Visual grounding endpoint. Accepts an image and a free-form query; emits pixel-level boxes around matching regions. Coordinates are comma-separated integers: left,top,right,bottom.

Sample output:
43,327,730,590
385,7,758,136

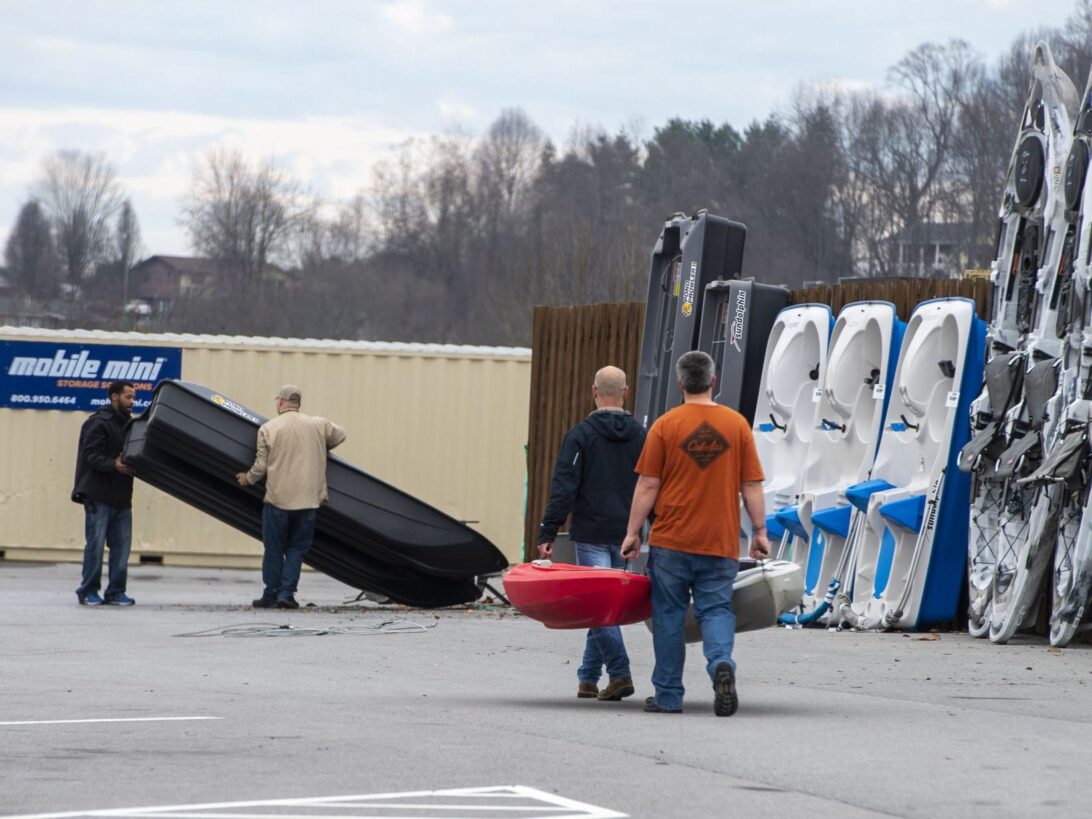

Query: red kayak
504,561,651,628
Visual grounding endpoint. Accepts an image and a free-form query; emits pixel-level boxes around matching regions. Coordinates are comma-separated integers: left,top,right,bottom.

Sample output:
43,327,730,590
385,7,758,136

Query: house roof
132,255,225,277
132,255,290,279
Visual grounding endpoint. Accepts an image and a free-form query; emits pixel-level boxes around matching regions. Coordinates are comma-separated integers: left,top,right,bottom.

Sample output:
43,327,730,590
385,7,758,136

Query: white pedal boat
777,301,905,626
749,303,833,559
841,298,987,630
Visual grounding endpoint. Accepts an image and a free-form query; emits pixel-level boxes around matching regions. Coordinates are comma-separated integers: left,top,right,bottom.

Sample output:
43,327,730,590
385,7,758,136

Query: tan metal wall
0,328,531,568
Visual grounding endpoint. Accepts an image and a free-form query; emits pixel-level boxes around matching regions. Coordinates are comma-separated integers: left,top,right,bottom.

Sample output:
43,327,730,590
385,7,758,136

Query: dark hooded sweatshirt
71,406,134,509
538,409,646,545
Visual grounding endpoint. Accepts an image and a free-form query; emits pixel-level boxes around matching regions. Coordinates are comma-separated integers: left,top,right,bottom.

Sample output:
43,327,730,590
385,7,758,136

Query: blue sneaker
79,592,104,606
105,594,135,606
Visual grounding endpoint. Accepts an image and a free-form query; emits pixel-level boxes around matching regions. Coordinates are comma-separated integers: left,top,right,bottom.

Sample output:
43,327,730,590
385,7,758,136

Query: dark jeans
77,501,132,601
648,546,739,711
573,541,631,684
261,504,317,602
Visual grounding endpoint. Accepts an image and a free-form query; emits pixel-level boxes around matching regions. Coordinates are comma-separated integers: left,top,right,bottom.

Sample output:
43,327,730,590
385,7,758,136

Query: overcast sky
0,0,1080,257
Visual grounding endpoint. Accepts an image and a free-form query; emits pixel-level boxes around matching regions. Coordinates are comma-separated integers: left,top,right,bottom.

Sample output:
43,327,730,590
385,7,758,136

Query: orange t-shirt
636,402,765,559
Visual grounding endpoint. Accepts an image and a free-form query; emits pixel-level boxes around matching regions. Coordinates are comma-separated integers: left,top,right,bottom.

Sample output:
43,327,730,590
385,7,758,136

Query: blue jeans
648,546,738,711
261,504,317,602
573,541,631,683
77,502,132,601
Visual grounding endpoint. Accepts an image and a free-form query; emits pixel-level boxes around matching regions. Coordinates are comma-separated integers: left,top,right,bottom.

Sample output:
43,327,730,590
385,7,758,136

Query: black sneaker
276,597,300,609
643,696,681,714
252,597,277,608
713,662,738,717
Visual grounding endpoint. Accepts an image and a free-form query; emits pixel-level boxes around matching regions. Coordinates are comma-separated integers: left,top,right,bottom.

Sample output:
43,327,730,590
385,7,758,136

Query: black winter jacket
538,409,646,545
71,406,134,509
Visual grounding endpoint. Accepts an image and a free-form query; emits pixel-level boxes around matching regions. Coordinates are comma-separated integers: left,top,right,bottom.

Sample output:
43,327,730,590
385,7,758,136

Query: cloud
437,99,479,122
381,0,453,35
0,0,1080,258
0,106,422,254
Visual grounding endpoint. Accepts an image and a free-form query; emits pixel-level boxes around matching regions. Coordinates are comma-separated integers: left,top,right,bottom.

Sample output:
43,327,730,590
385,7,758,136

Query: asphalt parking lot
2,560,1090,819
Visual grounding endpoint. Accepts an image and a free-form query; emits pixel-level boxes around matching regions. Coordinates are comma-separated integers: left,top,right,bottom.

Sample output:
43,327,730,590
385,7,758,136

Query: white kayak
643,559,804,642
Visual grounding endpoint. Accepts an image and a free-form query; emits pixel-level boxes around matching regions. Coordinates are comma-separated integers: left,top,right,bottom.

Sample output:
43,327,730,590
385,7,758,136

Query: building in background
889,222,980,279
132,256,292,318
0,327,530,570
0,270,65,328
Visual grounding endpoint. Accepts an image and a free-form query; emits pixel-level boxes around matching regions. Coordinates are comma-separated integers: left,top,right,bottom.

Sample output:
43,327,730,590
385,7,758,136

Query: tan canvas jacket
246,409,347,510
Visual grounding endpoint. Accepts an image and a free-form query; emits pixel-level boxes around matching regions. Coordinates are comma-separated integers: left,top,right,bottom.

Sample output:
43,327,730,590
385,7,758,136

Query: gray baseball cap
276,384,302,402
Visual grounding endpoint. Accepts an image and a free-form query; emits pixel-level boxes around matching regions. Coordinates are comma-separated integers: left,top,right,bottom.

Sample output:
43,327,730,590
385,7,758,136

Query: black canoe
123,380,507,607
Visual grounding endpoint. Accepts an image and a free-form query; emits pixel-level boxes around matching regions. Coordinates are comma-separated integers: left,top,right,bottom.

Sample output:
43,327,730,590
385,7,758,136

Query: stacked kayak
983,44,1077,645
957,42,1092,645
124,380,507,607
1044,63,1092,647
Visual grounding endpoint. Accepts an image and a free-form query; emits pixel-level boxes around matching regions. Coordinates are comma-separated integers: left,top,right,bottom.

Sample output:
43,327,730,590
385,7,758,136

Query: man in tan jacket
236,384,346,609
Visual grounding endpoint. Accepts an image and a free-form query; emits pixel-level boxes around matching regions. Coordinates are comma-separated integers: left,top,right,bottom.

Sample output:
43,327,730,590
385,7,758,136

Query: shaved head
594,366,627,401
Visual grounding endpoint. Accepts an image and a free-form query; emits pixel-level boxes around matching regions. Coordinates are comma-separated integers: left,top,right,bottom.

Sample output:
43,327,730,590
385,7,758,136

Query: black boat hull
122,380,506,607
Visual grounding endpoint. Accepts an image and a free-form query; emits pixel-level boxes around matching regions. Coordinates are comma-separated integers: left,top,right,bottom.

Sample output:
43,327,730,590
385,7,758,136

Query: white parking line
0,785,627,819
0,717,222,727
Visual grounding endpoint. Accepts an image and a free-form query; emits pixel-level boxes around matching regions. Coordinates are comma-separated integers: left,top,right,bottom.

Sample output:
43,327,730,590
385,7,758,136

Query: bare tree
476,108,545,217
1053,4,1092,86
158,26,1091,343
4,200,60,298
181,147,308,282
371,141,429,248
837,94,900,276
34,150,123,288
847,42,981,276
329,193,372,261
950,63,1015,268
368,136,481,339
292,211,331,275
115,200,144,308
790,88,874,280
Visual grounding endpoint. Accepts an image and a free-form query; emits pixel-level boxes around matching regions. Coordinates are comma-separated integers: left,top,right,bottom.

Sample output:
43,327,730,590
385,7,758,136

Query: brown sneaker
597,676,635,702
577,682,599,699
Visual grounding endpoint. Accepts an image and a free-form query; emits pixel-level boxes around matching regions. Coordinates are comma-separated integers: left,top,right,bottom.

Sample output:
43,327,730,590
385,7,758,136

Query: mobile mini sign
0,340,183,412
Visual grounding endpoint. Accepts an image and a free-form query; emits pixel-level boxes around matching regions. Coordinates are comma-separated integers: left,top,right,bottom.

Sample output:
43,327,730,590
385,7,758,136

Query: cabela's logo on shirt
679,421,730,469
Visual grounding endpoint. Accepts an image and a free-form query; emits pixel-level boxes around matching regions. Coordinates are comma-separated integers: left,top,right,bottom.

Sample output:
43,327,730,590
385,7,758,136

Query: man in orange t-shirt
622,350,770,716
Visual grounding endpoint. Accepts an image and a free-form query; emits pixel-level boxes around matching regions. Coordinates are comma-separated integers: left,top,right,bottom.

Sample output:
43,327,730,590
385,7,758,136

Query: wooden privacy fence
523,277,993,560
525,302,646,556
790,277,991,319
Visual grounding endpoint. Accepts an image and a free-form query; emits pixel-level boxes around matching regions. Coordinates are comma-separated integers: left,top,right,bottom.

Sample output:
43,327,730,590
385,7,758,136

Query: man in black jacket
538,365,645,702
72,380,137,606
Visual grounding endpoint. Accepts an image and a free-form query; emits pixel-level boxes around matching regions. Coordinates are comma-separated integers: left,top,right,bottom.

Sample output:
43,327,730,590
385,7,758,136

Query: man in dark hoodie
538,365,646,702
72,380,137,606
